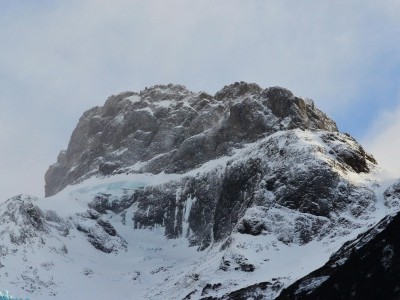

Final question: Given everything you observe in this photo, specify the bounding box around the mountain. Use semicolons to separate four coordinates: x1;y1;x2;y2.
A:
0;82;398;299
45;82;338;197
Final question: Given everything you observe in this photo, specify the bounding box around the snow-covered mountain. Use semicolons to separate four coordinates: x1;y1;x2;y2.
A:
45;82;337;197
1;82;399;299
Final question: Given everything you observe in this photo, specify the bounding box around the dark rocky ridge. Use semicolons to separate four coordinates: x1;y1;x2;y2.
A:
45;82;339;197
276;181;400;300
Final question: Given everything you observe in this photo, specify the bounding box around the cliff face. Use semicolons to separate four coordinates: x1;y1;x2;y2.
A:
45;82;339;197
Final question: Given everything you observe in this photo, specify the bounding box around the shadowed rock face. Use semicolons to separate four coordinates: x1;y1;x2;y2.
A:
276;188;400;300
45;82;338;197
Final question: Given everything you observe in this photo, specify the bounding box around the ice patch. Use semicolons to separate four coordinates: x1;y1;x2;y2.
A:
74;181;146;195
182;196;196;238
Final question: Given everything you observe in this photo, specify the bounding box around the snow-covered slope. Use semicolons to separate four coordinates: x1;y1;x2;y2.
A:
1;83;399;299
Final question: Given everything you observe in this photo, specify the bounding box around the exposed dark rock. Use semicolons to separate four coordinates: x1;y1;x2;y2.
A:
203;280;284;300
201;283;223;296
214;81;263;101
0;195;70;255
183;290;198;300
96;219;117;236
384;179;400;208
88;192;137;214
321;132;377;173
99;162;120;175
45;210;70;236
75;210;126;253
237;217;266;236
213;158;262;241
263;87;336;131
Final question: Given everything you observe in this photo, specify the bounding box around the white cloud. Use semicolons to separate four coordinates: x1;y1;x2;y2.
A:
2;0;396;105
363;97;400;175
360;0;400;174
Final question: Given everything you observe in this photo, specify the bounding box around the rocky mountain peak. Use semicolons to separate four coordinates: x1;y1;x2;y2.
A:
140;83;193;101
214;81;263;101
45;82;339;197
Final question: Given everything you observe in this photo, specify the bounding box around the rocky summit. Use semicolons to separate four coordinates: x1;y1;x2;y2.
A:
45;82;338;197
1;82;399;300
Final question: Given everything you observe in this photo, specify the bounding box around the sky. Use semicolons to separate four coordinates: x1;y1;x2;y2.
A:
0;0;400;199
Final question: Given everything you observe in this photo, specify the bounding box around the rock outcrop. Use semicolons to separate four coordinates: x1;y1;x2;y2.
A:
45;82;339;197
